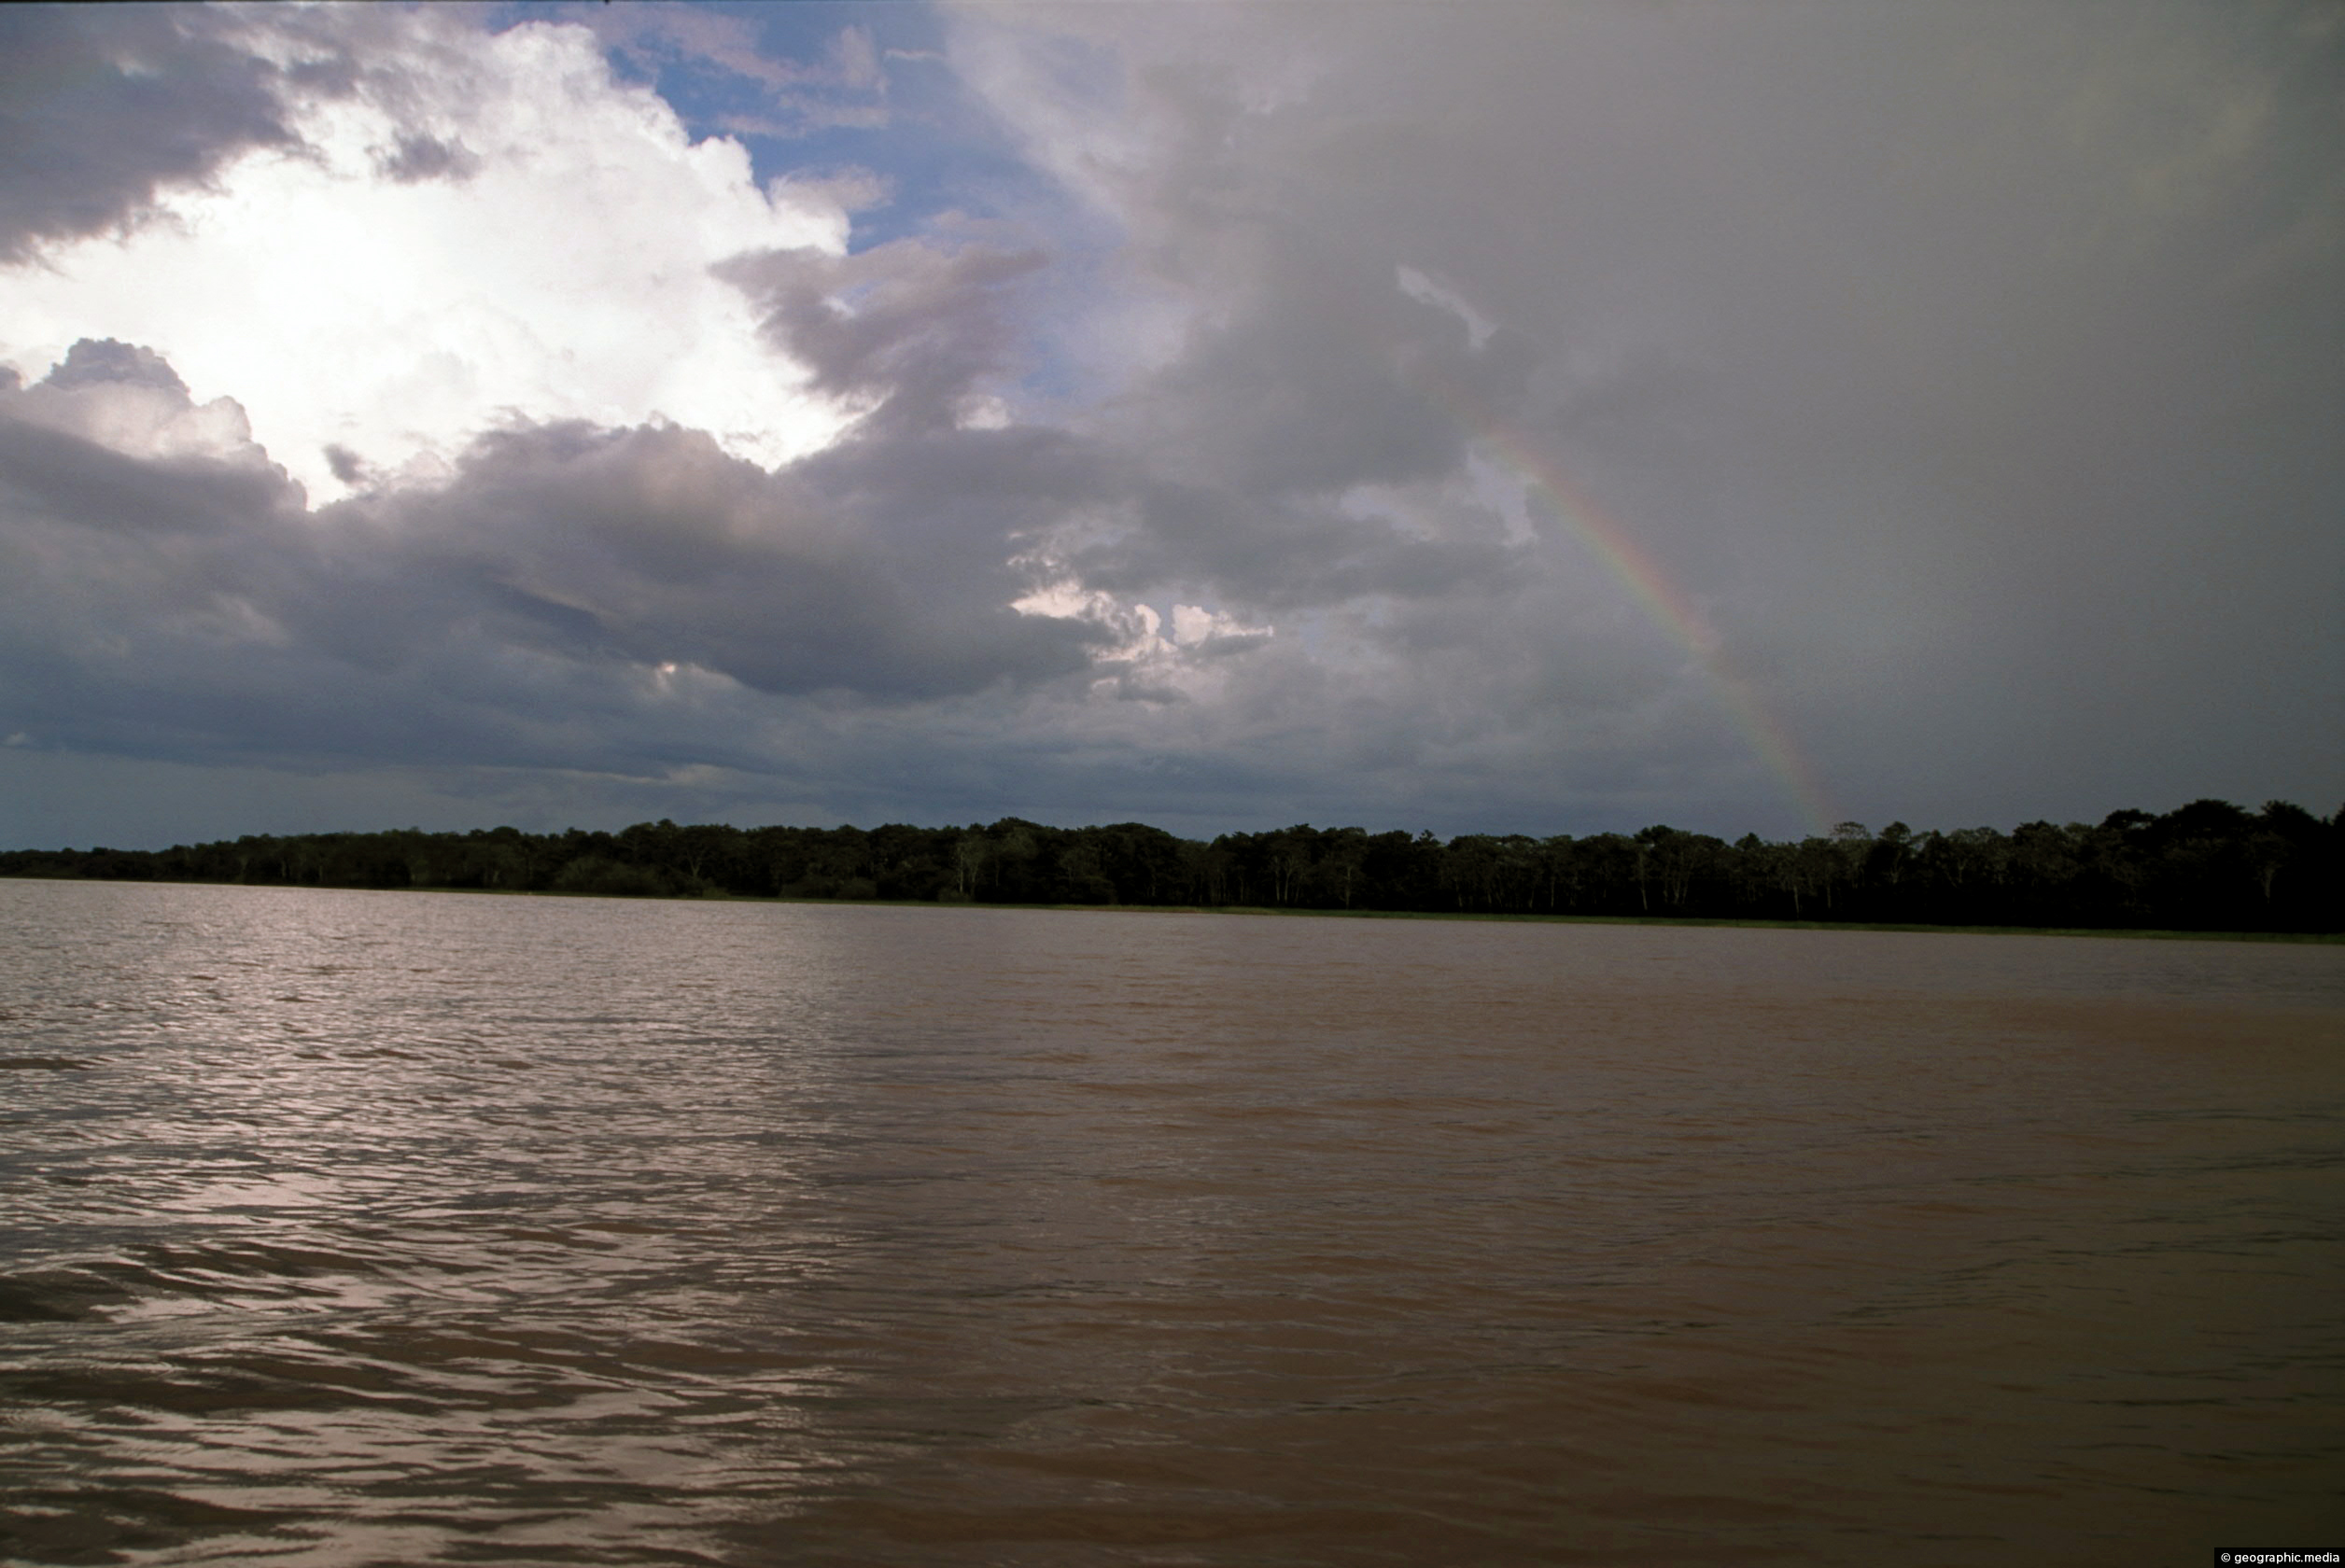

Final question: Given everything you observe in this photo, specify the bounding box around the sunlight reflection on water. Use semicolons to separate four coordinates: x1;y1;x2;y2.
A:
1;880;2339;1565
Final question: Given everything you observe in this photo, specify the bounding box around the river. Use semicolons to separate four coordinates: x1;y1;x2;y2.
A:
1;879;2338;1564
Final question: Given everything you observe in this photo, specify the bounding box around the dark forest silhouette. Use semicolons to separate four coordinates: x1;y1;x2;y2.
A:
5;798;2338;933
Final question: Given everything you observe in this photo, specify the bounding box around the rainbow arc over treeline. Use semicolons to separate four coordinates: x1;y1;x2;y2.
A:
1425;372;1841;835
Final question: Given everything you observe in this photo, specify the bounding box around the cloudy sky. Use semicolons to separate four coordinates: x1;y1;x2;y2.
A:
1;1;2337;849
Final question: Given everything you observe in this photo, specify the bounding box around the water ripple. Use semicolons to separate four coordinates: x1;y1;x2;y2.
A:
2;881;2338;1565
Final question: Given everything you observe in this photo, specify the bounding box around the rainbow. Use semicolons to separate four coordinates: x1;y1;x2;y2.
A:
1425;371;1840;834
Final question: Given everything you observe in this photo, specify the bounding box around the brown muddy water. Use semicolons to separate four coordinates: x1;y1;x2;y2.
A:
0;879;2338;1566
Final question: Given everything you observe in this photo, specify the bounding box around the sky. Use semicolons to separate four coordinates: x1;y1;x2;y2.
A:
0;0;2338;850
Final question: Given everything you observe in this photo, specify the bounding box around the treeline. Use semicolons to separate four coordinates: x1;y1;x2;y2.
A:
4;798;2338;933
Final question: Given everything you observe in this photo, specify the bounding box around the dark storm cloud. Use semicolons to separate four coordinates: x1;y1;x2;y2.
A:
721;232;1049;435
358;418;1113;700
0;7;297;259
1057;475;1524;616
719;222;1534;619
0;340;1116;784
0;412;286;546
947;0;2344;828
1117;233;1486;497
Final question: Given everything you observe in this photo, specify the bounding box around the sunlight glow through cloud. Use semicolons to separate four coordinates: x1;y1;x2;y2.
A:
0;15;854;500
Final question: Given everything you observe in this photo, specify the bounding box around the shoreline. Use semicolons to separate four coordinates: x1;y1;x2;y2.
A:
7;874;2337;943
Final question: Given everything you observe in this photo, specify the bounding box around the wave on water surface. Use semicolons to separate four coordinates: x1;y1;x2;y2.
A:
2;880;2339;1565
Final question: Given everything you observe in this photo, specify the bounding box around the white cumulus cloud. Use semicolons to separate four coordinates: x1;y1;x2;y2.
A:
0;10;854;501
